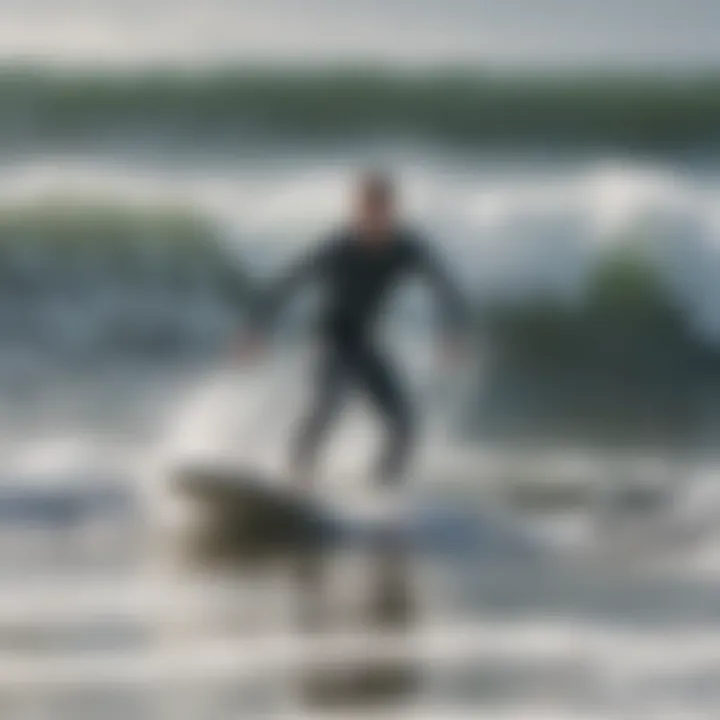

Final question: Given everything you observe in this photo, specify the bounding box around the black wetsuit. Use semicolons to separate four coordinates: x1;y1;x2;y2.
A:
250;227;466;483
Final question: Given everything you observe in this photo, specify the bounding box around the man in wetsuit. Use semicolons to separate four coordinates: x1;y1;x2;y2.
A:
242;172;468;489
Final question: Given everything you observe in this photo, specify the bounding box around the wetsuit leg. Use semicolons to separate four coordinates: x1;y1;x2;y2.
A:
291;344;349;480
354;345;414;485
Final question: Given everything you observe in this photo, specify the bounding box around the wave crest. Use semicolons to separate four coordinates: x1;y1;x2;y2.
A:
1;67;719;148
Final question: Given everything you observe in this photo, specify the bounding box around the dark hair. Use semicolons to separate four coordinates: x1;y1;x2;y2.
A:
360;171;395;206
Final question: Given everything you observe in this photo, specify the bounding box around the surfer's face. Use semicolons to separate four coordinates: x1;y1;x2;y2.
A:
355;180;395;242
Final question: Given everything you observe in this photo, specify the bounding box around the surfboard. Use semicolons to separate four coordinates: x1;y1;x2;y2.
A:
173;464;371;545
172;463;543;559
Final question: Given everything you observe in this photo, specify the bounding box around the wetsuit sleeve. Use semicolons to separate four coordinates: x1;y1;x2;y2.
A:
246;238;335;334
411;236;470;337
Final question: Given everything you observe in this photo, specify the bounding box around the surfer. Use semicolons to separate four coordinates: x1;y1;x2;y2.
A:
240;172;468;492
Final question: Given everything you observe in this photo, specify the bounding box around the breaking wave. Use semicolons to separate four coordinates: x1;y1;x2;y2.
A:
0;199;247;358
2;159;720;366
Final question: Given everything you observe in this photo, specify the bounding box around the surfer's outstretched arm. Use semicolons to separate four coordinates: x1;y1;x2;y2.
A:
246;238;335;335
411;236;470;342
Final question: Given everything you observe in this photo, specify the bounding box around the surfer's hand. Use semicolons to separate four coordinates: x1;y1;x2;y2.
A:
437;335;469;369
235;332;267;364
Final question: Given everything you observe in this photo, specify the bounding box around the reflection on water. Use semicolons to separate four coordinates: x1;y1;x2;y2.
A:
291;547;418;710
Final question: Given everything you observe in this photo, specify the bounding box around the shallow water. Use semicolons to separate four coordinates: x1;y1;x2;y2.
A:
1;360;720;719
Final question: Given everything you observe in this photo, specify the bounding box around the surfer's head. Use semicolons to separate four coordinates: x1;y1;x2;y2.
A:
355;171;396;241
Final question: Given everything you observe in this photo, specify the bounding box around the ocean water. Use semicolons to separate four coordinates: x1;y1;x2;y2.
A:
2;3;720;717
